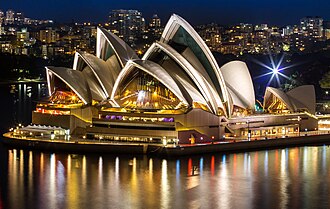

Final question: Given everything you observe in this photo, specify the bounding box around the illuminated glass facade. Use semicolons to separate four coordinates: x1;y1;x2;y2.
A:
264;94;290;113
114;69;182;110
49;91;82;105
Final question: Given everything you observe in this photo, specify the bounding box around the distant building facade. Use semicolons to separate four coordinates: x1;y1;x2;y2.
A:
0;10;4;25
323;21;330;40
148;14;162;38
108;9;145;44
5;9;15;25
300;16;323;39
197;23;221;52
39;28;59;44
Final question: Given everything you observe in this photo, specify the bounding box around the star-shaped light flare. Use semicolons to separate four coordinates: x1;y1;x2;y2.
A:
254;54;296;87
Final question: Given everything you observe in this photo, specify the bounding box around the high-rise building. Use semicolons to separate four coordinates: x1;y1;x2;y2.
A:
149;14;161;28
5;9;15;25
148;14;162;38
14;12;24;25
39;28;59;43
255;24;268;31
108;9;145;43
323;21;330;40
17;28;30;43
300;16;323;39
0;10;4;25
282;26;294;36
239;23;253;33
197;23;221;52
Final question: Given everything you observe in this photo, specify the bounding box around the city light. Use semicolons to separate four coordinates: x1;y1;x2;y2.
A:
137;90;145;102
254;53;295;87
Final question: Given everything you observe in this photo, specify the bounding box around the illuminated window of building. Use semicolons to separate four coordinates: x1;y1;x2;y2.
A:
114;69;183;110
265;94;291;113
232;106;249;117
49;91;82;105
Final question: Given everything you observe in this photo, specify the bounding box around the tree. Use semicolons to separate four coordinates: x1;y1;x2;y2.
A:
319;71;330;89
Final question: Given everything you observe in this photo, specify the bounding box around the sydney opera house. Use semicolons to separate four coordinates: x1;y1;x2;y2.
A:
32;14;318;144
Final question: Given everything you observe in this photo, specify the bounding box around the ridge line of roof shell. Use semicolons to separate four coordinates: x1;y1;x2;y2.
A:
46;66;92;104
160;14;230;115
96;27;138;67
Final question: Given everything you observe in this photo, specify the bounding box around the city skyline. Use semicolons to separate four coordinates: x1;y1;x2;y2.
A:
2;0;330;25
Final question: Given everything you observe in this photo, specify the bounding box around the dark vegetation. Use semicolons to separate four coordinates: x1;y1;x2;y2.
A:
0;53;73;81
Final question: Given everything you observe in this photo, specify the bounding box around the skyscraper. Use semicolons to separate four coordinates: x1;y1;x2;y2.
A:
5;9;15;25
14;12;24;25
17;28;30;45
300;16;323;39
149;14;162;38
108;9;145;44
149;14;161;28
282;26;294;36
197;23;221;52
39;28;59;43
0;10;4;25
323;21;330;40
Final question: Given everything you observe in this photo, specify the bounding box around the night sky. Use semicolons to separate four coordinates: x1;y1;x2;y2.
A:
2;0;330;25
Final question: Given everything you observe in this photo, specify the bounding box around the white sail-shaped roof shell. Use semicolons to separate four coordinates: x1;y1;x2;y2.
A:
45;15;266;118
143;42;223;115
111;60;189;107
264;86;315;114
47;28;139;105
264;87;295;112
96;27;138;67
46;67;92;104
287;85;316;114
160;14;229;115
220;61;255;111
174;76;212;109
73;51;117;98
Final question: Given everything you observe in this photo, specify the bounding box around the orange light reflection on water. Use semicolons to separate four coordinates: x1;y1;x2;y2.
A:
211;156;215;176
3;146;330;209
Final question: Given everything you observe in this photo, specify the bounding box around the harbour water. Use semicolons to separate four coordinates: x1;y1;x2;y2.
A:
1;83;330;209
1;145;330;209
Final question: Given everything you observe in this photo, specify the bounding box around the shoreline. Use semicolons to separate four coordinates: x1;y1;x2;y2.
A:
0;79;46;85
2;132;330;157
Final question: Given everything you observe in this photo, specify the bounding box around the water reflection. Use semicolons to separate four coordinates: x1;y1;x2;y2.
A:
2;145;330;208
0;82;47;132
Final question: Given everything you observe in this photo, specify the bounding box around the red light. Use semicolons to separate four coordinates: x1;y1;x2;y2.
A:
211;156;215;176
